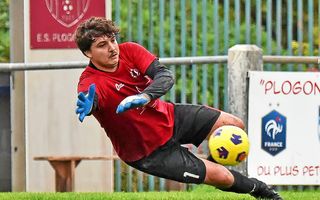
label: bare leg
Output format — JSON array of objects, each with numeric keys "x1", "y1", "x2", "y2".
[
  {"x1": 206, "y1": 110, "x2": 245, "y2": 140},
  {"x1": 200, "y1": 158, "x2": 234, "y2": 188},
  {"x1": 201, "y1": 111, "x2": 283, "y2": 199},
  {"x1": 200, "y1": 111, "x2": 242, "y2": 187}
]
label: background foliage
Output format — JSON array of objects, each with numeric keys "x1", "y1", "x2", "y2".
[
  {"x1": 0, "y1": 0, "x2": 9, "y2": 62},
  {"x1": 111, "y1": 0, "x2": 320, "y2": 107}
]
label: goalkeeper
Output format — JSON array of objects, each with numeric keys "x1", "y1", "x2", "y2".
[{"x1": 75, "y1": 17, "x2": 282, "y2": 200}]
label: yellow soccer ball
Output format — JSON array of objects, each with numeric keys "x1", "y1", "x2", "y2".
[{"x1": 208, "y1": 125, "x2": 250, "y2": 166}]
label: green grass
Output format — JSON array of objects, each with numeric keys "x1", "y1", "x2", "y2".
[{"x1": 0, "y1": 185, "x2": 319, "y2": 200}]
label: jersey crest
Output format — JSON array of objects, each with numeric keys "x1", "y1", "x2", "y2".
[{"x1": 130, "y1": 68, "x2": 140, "y2": 78}]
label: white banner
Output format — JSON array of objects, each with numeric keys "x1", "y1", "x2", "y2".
[{"x1": 248, "y1": 71, "x2": 320, "y2": 185}]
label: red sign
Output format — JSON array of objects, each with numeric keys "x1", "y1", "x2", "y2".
[{"x1": 30, "y1": 0, "x2": 105, "y2": 49}]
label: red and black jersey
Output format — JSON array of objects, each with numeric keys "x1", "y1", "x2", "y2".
[{"x1": 78, "y1": 42, "x2": 174, "y2": 162}]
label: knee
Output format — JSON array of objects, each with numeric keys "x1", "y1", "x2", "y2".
[
  {"x1": 213, "y1": 111, "x2": 245, "y2": 131},
  {"x1": 232, "y1": 115, "x2": 245, "y2": 130}
]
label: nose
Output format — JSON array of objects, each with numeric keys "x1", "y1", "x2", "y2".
[{"x1": 109, "y1": 42, "x2": 116, "y2": 52}]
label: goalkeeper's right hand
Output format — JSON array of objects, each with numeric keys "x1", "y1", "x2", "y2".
[{"x1": 76, "y1": 84, "x2": 96, "y2": 122}]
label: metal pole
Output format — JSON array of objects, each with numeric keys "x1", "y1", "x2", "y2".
[
  {"x1": 0, "y1": 56, "x2": 319, "y2": 72},
  {"x1": 263, "y1": 56, "x2": 320, "y2": 64}
]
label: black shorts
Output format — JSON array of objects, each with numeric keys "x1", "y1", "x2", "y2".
[{"x1": 126, "y1": 104, "x2": 221, "y2": 184}]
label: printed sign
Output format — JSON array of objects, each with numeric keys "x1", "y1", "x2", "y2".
[
  {"x1": 248, "y1": 71, "x2": 320, "y2": 185},
  {"x1": 318, "y1": 106, "x2": 320, "y2": 142},
  {"x1": 30, "y1": 0, "x2": 106, "y2": 49}
]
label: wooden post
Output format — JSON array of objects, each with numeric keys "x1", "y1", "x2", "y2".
[
  {"x1": 227, "y1": 45, "x2": 263, "y2": 175},
  {"x1": 49, "y1": 160, "x2": 81, "y2": 192}
]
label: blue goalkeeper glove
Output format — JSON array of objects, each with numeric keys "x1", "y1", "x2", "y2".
[
  {"x1": 116, "y1": 94, "x2": 151, "y2": 114},
  {"x1": 76, "y1": 84, "x2": 96, "y2": 122}
]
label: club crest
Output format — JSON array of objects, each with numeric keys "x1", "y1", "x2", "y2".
[{"x1": 45, "y1": 0, "x2": 90, "y2": 28}]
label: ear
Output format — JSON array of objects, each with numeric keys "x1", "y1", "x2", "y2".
[{"x1": 83, "y1": 50, "x2": 92, "y2": 58}]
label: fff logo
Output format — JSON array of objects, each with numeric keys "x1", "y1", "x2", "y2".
[{"x1": 261, "y1": 110, "x2": 287, "y2": 156}]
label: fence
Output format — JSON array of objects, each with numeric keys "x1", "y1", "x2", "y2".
[
  {"x1": 0, "y1": 52, "x2": 319, "y2": 191},
  {"x1": 113, "y1": 0, "x2": 320, "y2": 111},
  {"x1": 113, "y1": 0, "x2": 320, "y2": 56}
]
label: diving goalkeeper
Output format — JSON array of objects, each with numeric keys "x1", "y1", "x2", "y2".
[{"x1": 75, "y1": 17, "x2": 282, "y2": 200}]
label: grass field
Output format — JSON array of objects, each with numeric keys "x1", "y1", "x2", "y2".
[{"x1": 0, "y1": 185, "x2": 319, "y2": 200}]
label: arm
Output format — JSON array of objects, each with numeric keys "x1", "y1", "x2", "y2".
[
  {"x1": 116, "y1": 59, "x2": 174, "y2": 113},
  {"x1": 142, "y1": 59, "x2": 175, "y2": 99}
]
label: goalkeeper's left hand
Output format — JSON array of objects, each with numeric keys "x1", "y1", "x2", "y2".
[{"x1": 116, "y1": 93, "x2": 151, "y2": 114}]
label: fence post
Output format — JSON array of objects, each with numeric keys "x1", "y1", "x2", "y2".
[{"x1": 227, "y1": 45, "x2": 263, "y2": 174}]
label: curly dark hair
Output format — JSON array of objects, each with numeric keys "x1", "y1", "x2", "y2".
[{"x1": 74, "y1": 17, "x2": 120, "y2": 54}]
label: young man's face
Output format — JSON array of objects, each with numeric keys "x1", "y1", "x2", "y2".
[{"x1": 85, "y1": 35, "x2": 120, "y2": 72}]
